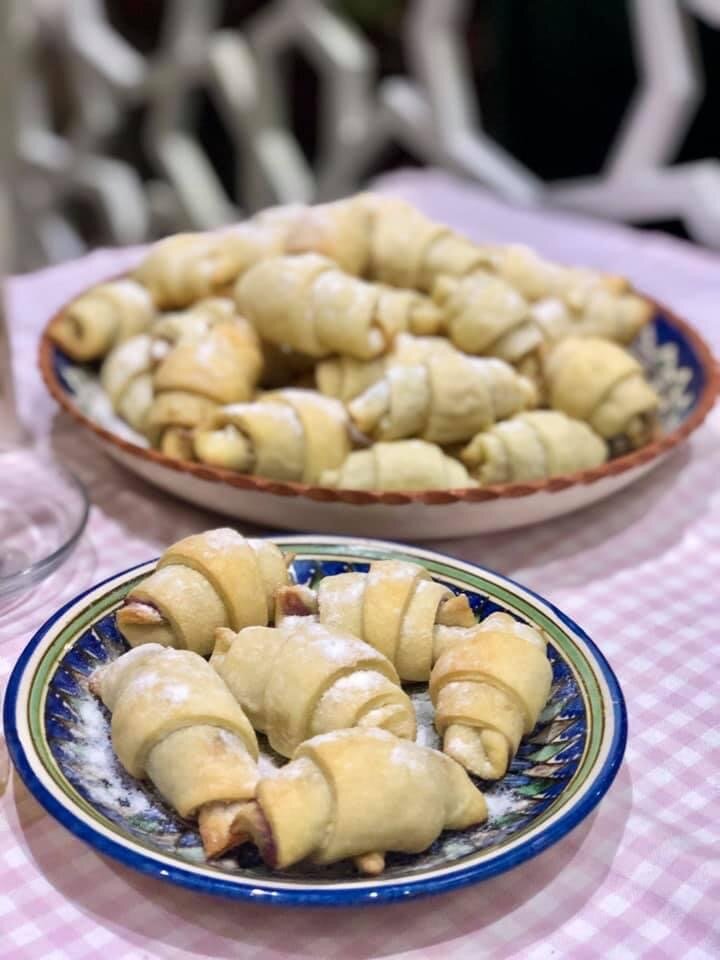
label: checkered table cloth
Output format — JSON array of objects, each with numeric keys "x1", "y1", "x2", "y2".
[{"x1": 1, "y1": 170, "x2": 718, "y2": 960}]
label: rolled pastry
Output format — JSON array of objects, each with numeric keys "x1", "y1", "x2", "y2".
[
  {"x1": 316, "y1": 333, "x2": 456, "y2": 403},
  {"x1": 530, "y1": 293, "x2": 651, "y2": 347},
  {"x1": 193, "y1": 388, "x2": 350, "y2": 484},
  {"x1": 275, "y1": 559, "x2": 477, "y2": 682},
  {"x1": 320, "y1": 440, "x2": 477, "y2": 491},
  {"x1": 433, "y1": 272, "x2": 541, "y2": 365},
  {"x1": 348, "y1": 352, "x2": 537, "y2": 446},
  {"x1": 234, "y1": 253, "x2": 443, "y2": 360},
  {"x1": 211, "y1": 620, "x2": 416, "y2": 757},
  {"x1": 201, "y1": 728, "x2": 487, "y2": 872},
  {"x1": 284, "y1": 193, "x2": 486, "y2": 291},
  {"x1": 544, "y1": 337, "x2": 659, "y2": 449},
  {"x1": 285, "y1": 195, "x2": 650, "y2": 329},
  {"x1": 435, "y1": 246, "x2": 650, "y2": 346},
  {"x1": 149, "y1": 296, "x2": 240, "y2": 345},
  {"x1": 483, "y1": 243, "x2": 628, "y2": 304},
  {"x1": 132, "y1": 219, "x2": 291, "y2": 309},
  {"x1": 460, "y1": 410, "x2": 608, "y2": 485},
  {"x1": 116, "y1": 528, "x2": 289, "y2": 656},
  {"x1": 145, "y1": 314, "x2": 263, "y2": 459},
  {"x1": 430, "y1": 612, "x2": 553, "y2": 780},
  {"x1": 89, "y1": 644, "x2": 259, "y2": 855},
  {"x1": 100, "y1": 334, "x2": 166, "y2": 432},
  {"x1": 100, "y1": 298, "x2": 239, "y2": 433},
  {"x1": 50, "y1": 279, "x2": 155, "y2": 362}
]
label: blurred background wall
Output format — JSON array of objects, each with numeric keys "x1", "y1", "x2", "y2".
[{"x1": 7, "y1": 0, "x2": 720, "y2": 269}]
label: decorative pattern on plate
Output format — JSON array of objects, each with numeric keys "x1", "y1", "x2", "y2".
[
  {"x1": 5, "y1": 538, "x2": 626, "y2": 905},
  {"x1": 632, "y1": 315, "x2": 698, "y2": 430}
]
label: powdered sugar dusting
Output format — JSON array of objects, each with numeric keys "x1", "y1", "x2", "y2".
[
  {"x1": 159, "y1": 682, "x2": 191, "y2": 705},
  {"x1": 371, "y1": 560, "x2": 421, "y2": 581},
  {"x1": 65, "y1": 695, "x2": 154, "y2": 816},
  {"x1": 202, "y1": 528, "x2": 243, "y2": 550},
  {"x1": 286, "y1": 621, "x2": 373, "y2": 663},
  {"x1": 277, "y1": 614, "x2": 317, "y2": 631},
  {"x1": 412, "y1": 690, "x2": 440, "y2": 749},
  {"x1": 442, "y1": 727, "x2": 486, "y2": 770},
  {"x1": 320, "y1": 576, "x2": 365, "y2": 609},
  {"x1": 486, "y1": 788, "x2": 518, "y2": 820},
  {"x1": 257, "y1": 754, "x2": 282, "y2": 778},
  {"x1": 479, "y1": 612, "x2": 546, "y2": 650},
  {"x1": 389, "y1": 740, "x2": 426, "y2": 774},
  {"x1": 316, "y1": 670, "x2": 387, "y2": 714}
]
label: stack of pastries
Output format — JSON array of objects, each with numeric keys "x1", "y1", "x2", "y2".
[
  {"x1": 91, "y1": 528, "x2": 555, "y2": 873},
  {"x1": 52, "y1": 194, "x2": 660, "y2": 491}
]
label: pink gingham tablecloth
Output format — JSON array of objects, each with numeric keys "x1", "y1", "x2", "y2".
[{"x1": 1, "y1": 170, "x2": 719, "y2": 960}]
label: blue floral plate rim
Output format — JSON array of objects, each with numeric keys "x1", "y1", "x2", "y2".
[{"x1": 4, "y1": 536, "x2": 627, "y2": 906}]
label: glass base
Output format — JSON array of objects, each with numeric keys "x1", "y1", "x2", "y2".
[{"x1": 0, "y1": 450, "x2": 89, "y2": 598}]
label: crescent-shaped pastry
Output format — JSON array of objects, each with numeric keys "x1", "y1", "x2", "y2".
[
  {"x1": 149, "y1": 296, "x2": 239, "y2": 345},
  {"x1": 320, "y1": 440, "x2": 477, "y2": 491},
  {"x1": 50, "y1": 279, "x2": 155, "y2": 362},
  {"x1": 89, "y1": 644, "x2": 259, "y2": 857},
  {"x1": 116, "y1": 528, "x2": 289, "y2": 656},
  {"x1": 100, "y1": 298, "x2": 240, "y2": 433},
  {"x1": 132, "y1": 219, "x2": 291, "y2": 309},
  {"x1": 199, "y1": 728, "x2": 487, "y2": 871},
  {"x1": 211, "y1": 620, "x2": 416, "y2": 757},
  {"x1": 430, "y1": 611, "x2": 553, "y2": 780},
  {"x1": 235, "y1": 253, "x2": 443, "y2": 360},
  {"x1": 144, "y1": 311, "x2": 263, "y2": 459},
  {"x1": 348, "y1": 352, "x2": 537, "y2": 446},
  {"x1": 275, "y1": 559, "x2": 477, "y2": 682},
  {"x1": 530, "y1": 293, "x2": 652, "y2": 347},
  {"x1": 284, "y1": 194, "x2": 651, "y2": 333},
  {"x1": 99, "y1": 334, "x2": 166, "y2": 433},
  {"x1": 284, "y1": 193, "x2": 486, "y2": 291},
  {"x1": 193, "y1": 388, "x2": 350, "y2": 483},
  {"x1": 433, "y1": 272, "x2": 542, "y2": 365},
  {"x1": 544, "y1": 337, "x2": 660, "y2": 449},
  {"x1": 315, "y1": 333, "x2": 457, "y2": 403},
  {"x1": 460, "y1": 410, "x2": 608, "y2": 484}
]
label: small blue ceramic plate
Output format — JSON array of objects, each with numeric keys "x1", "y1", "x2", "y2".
[{"x1": 4, "y1": 537, "x2": 627, "y2": 906}]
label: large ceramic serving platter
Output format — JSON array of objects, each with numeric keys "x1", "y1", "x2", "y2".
[
  {"x1": 4, "y1": 537, "x2": 627, "y2": 906},
  {"x1": 39, "y1": 302, "x2": 718, "y2": 539}
]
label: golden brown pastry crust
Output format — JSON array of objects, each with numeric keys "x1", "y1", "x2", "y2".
[
  {"x1": 144, "y1": 310, "x2": 262, "y2": 455},
  {"x1": 193, "y1": 388, "x2": 351, "y2": 483},
  {"x1": 321, "y1": 440, "x2": 477, "y2": 491},
  {"x1": 90, "y1": 645, "x2": 258, "y2": 828},
  {"x1": 348, "y1": 352, "x2": 537, "y2": 446},
  {"x1": 116, "y1": 528, "x2": 289, "y2": 655},
  {"x1": 211, "y1": 620, "x2": 416, "y2": 757},
  {"x1": 430, "y1": 612, "x2": 553, "y2": 780},
  {"x1": 235, "y1": 253, "x2": 443, "y2": 360},
  {"x1": 133, "y1": 220, "x2": 291, "y2": 309},
  {"x1": 460, "y1": 410, "x2": 608, "y2": 484},
  {"x1": 213, "y1": 728, "x2": 487, "y2": 871},
  {"x1": 275, "y1": 559, "x2": 476, "y2": 682},
  {"x1": 51, "y1": 280, "x2": 155, "y2": 362},
  {"x1": 544, "y1": 337, "x2": 660, "y2": 448}
]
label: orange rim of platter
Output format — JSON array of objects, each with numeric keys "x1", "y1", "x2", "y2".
[{"x1": 39, "y1": 295, "x2": 720, "y2": 507}]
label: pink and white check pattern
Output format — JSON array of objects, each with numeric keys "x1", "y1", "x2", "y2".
[{"x1": 1, "y1": 171, "x2": 718, "y2": 960}]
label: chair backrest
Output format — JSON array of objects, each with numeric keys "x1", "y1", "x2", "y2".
[{"x1": 3, "y1": 0, "x2": 718, "y2": 268}]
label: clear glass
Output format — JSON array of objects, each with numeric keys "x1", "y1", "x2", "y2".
[{"x1": 0, "y1": 449, "x2": 89, "y2": 599}]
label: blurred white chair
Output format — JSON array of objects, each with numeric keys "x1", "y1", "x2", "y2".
[{"x1": 5, "y1": 0, "x2": 720, "y2": 267}]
